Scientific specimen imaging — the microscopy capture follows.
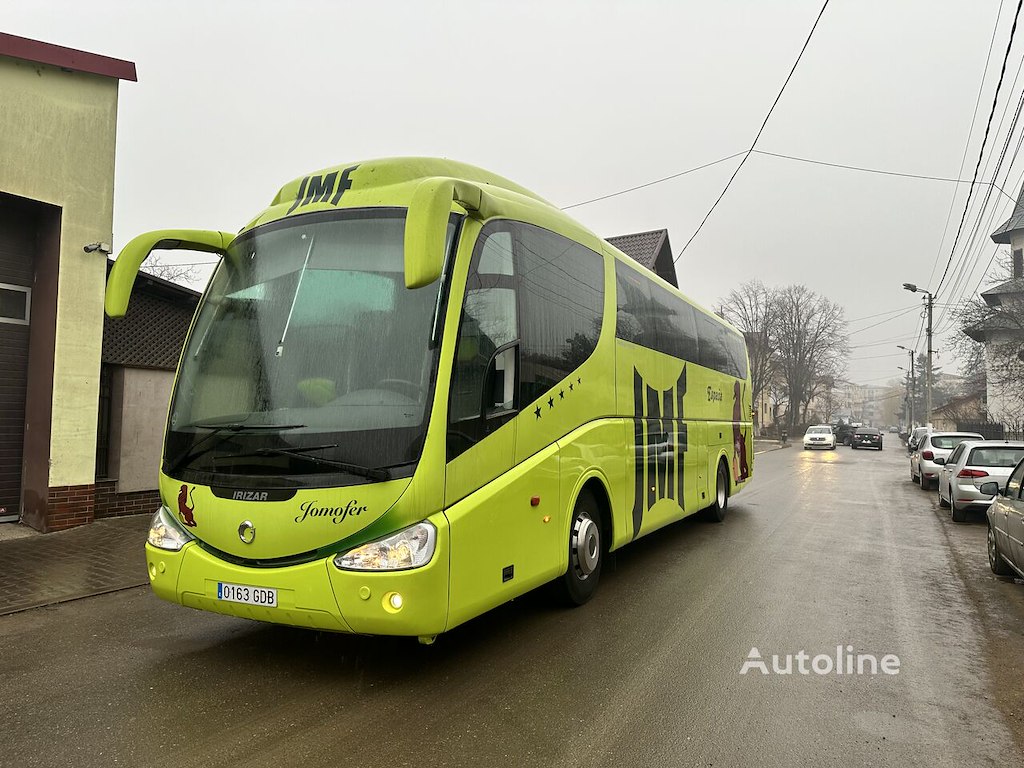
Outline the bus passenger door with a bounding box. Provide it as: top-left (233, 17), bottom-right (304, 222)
top-left (445, 227), bottom-right (518, 506)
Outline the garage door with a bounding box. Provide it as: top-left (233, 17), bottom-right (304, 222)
top-left (0, 204), bottom-right (33, 521)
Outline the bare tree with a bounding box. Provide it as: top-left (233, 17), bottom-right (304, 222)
top-left (139, 253), bottom-right (200, 285)
top-left (772, 285), bottom-right (849, 430)
top-left (717, 280), bottom-right (778, 428)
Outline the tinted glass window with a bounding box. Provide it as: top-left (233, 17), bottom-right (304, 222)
top-left (517, 224), bottom-right (604, 406)
top-left (947, 445), bottom-right (965, 464)
top-left (967, 447), bottom-right (1024, 468)
top-left (931, 435), bottom-right (981, 450)
top-left (450, 229), bottom-right (517, 426)
top-left (650, 282), bottom-right (699, 361)
top-left (615, 261), bottom-right (746, 379)
top-left (1007, 461), bottom-right (1024, 499)
top-left (615, 263), bottom-right (656, 350)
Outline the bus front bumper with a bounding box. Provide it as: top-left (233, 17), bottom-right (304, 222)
top-left (144, 524), bottom-right (450, 637)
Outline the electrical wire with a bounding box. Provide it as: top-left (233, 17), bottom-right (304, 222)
top-left (560, 152), bottom-right (747, 211)
top-left (936, 0), bottom-right (1024, 297)
top-left (927, 0), bottom-right (1007, 289)
top-left (750, 149), bottom-right (1017, 204)
top-left (673, 0), bottom-right (831, 263)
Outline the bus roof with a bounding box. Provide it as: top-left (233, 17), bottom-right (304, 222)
top-left (244, 157), bottom-right (562, 233)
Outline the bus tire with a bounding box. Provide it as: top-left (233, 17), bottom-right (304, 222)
top-left (555, 489), bottom-right (603, 606)
top-left (703, 461), bottom-right (729, 523)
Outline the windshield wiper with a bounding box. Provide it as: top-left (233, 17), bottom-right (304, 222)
top-left (249, 445), bottom-right (391, 482)
top-left (167, 422), bottom-right (306, 476)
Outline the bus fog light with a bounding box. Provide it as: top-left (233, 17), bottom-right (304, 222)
top-left (383, 591), bottom-right (404, 612)
top-left (334, 521), bottom-right (436, 571)
top-left (147, 506), bottom-right (194, 552)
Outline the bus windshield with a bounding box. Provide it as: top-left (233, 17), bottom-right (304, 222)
top-left (165, 209), bottom-right (455, 484)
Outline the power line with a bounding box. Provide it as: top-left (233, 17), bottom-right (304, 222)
top-left (847, 305), bottom-right (919, 323)
top-left (750, 149), bottom-right (1017, 205)
top-left (674, 0), bottom-right (831, 263)
top-left (560, 152), bottom-right (747, 211)
top-left (927, 0), bottom-right (1007, 289)
top-left (936, 0), bottom-right (1024, 297)
top-left (847, 306), bottom-right (921, 336)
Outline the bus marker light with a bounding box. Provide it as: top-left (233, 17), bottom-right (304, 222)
top-left (530, 496), bottom-right (541, 506)
top-left (543, 515), bottom-right (551, 523)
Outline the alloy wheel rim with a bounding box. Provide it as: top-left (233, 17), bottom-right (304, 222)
top-left (571, 512), bottom-right (600, 579)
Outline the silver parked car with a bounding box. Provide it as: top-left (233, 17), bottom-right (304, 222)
top-left (937, 440), bottom-right (1024, 522)
top-left (984, 458), bottom-right (1024, 579)
top-left (910, 431), bottom-right (983, 490)
top-left (906, 426), bottom-right (930, 455)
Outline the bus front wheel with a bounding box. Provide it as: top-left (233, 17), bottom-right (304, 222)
top-left (556, 489), bottom-right (603, 606)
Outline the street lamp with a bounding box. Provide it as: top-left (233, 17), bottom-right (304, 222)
top-left (902, 283), bottom-right (934, 427)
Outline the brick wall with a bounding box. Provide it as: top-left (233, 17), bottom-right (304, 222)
top-left (94, 481), bottom-right (160, 520)
top-left (45, 481), bottom-right (158, 531)
top-left (46, 484), bottom-right (95, 530)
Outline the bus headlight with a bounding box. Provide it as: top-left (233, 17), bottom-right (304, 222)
top-left (334, 521), bottom-right (437, 571)
top-left (147, 505), bottom-right (195, 551)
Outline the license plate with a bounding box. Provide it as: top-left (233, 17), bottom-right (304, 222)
top-left (217, 582), bottom-right (278, 607)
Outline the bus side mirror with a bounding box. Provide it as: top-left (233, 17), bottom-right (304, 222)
top-left (105, 229), bottom-right (235, 317)
top-left (404, 177), bottom-right (497, 289)
top-left (482, 342), bottom-right (518, 419)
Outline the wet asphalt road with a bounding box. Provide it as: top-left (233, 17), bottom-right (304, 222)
top-left (3, 442), bottom-right (1024, 768)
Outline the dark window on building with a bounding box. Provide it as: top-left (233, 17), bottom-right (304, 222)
top-left (0, 283), bottom-right (30, 324)
top-left (95, 364), bottom-right (113, 479)
top-left (517, 223), bottom-right (604, 406)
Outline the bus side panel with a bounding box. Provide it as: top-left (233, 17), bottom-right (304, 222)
top-left (445, 443), bottom-right (561, 632)
top-left (556, 420), bottom-right (627, 553)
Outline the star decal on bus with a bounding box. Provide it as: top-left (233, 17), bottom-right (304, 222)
top-left (534, 405), bottom-right (542, 419)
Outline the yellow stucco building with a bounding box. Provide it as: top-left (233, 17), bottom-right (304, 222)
top-left (0, 33), bottom-right (136, 531)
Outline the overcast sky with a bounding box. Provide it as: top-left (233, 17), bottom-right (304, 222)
top-left (7, 0), bottom-right (1021, 389)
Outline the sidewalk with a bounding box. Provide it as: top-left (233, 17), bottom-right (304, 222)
top-left (0, 514), bottom-right (150, 616)
top-left (753, 439), bottom-right (791, 455)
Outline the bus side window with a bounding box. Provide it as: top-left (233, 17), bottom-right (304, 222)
top-left (516, 224), bottom-right (604, 407)
top-left (448, 228), bottom-right (518, 459)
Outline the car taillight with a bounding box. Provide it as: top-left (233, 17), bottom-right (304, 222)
top-left (922, 450), bottom-right (934, 460)
top-left (957, 469), bottom-right (989, 478)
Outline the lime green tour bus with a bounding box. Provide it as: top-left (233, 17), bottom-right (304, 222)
top-left (107, 158), bottom-right (752, 644)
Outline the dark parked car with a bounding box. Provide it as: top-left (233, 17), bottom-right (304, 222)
top-left (984, 457), bottom-right (1024, 579)
top-left (832, 422), bottom-right (856, 446)
top-left (851, 427), bottom-right (882, 450)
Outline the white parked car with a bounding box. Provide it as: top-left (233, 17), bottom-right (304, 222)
top-left (937, 440), bottom-right (1024, 522)
top-left (910, 431), bottom-right (983, 490)
top-left (803, 425), bottom-right (836, 450)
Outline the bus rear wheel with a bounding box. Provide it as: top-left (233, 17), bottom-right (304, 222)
top-left (556, 489), bottom-right (603, 606)
top-left (703, 462), bottom-right (729, 523)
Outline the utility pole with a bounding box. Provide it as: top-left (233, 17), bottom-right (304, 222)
top-left (902, 283), bottom-right (934, 427)
top-left (925, 291), bottom-right (934, 429)
top-left (897, 345), bottom-right (915, 426)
